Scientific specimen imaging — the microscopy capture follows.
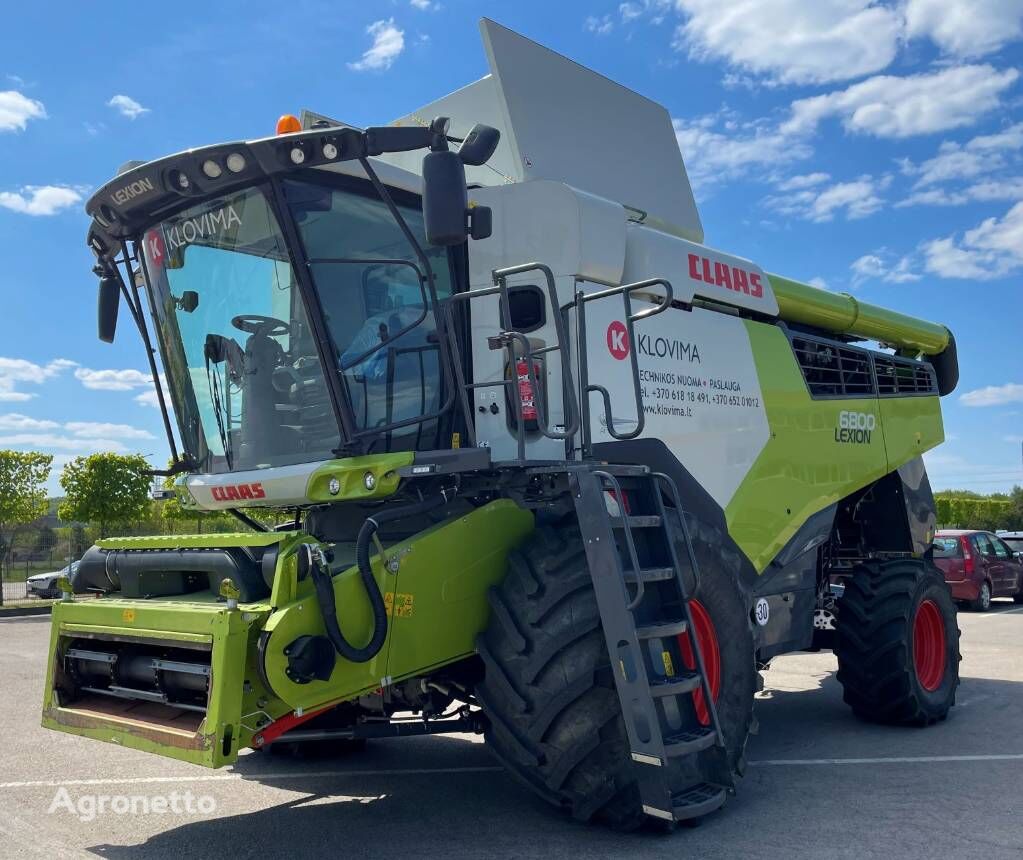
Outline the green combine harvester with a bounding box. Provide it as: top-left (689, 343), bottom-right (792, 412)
top-left (43, 20), bottom-right (961, 829)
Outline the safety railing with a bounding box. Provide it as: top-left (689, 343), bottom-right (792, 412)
top-left (442, 262), bottom-right (580, 461)
top-left (443, 264), bottom-right (674, 461)
top-left (573, 278), bottom-right (674, 457)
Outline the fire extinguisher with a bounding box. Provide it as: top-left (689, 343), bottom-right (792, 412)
top-left (505, 354), bottom-right (545, 432)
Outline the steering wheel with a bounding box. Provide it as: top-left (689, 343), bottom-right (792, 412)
top-left (231, 315), bottom-right (290, 338)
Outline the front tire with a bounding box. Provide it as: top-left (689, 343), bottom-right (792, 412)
top-left (476, 518), bottom-right (756, 829)
top-left (835, 559), bottom-right (960, 726)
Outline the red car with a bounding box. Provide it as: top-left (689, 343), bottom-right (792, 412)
top-left (933, 530), bottom-right (1023, 611)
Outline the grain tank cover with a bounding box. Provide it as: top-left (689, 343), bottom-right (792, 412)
top-left (386, 18), bottom-right (704, 243)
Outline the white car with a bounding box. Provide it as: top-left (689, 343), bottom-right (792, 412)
top-left (26, 561), bottom-right (79, 599)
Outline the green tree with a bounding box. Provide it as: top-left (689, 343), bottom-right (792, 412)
top-left (58, 453), bottom-right (152, 538)
top-left (0, 450), bottom-right (52, 605)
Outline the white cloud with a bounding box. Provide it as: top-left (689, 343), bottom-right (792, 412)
top-left (960, 383), bottom-right (1023, 407)
top-left (348, 19), bottom-right (405, 72)
top-left (409, 0), bottom-right (434, 8)
top-left (895, 123), bottom-right (1023, 207)
top-left (672, 0), bottom-right (903, 85)
top-left (765, 175), bottom-right (888, 222)
top-left (129, 373), bottom-right (170, 410)
top-left (673, 112), bottom-right (812, 190)
top-left (619, 1), bottom-right (671, 23)
top-left (0, 413), bottom-right (58, 432)
top-left (0, 90), bottom-right (46, 132)
top-left (107, 94), bottom-right (149, 120)
top-left (586, 15), bottom-right (615, 35)
top-left (620, 2), bottom-right (643, 22)
top-left (134, 389), bottom-right (161, 408)
top-left (905, 0), bottom-right (1023, 58)
top-left (0, 185), bottom-right (83, 216)
top-left (0, 433), bottom-right (128, 453)
top-left (906, 123), bottom-right (1023, 186)
top-left (64, 421), bottom-right (154, 440)
top-left (807, 276), bottom-right (830, 290)
top-left (784, 65), bottom-right (1019, 139)
top-left (897, 179), bottom-right (1023, 208)
top-left (921, 201), bottom-right (1023, 280)
top-left (850, 251), bottom-right (921, 285)
top-left (775, 172), bottom-right (831, 191)
top-left (0, 357), bottom-right (76, 402)
top-left (0, 414), bottom-right (154, 453)
top-left (74, 367), bottom-right (153, 391)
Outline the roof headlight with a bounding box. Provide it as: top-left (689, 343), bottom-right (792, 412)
top-left (225, 152), bottom-right (246, 173)
top-left (290, 146), bottom-right (306, 165)
top-left (201, 159), bottom-right (223, 179)
top-left (322, 142), bottom-right (339, 160)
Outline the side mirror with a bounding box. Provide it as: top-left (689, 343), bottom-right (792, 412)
top-left (97, 275), bottom-right (120, 343)
top-left (177, 290), bottom-right (199, 313)
top-left (422, 149), bottom-right (469, 246)
top-left (458, 123), bottom-right (500, 166)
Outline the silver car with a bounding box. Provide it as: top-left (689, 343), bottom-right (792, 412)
top-left (25, 561), bottom-right (80, 599)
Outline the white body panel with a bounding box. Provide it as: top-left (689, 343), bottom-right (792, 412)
top-left (384, 18), bottom-right (703, 243)
top-left (583, 301), bottom-right (770, 509)
top-left (463, 178), bottom-right (776, 466)
top-left (181, 462), bottom-right (323, 510)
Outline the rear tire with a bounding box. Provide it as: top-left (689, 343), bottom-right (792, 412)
top-left (970, 580), bottom-right (992, 612)
top-left (476, 518), bottom-right (756, 829)
top-left (835, 559), bottom-right (960, 726)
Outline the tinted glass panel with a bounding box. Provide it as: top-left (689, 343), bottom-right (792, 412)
top-left (144, 187), bottom-right (339, 472)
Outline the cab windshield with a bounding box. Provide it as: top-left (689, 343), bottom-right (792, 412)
top-left (143, 176), bottom-right (452, 474)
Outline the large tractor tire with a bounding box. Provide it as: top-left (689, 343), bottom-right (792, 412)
top-left (835, 558), bottom-right (961, 726)
top-left (476, 519), bottom-right (756, 830)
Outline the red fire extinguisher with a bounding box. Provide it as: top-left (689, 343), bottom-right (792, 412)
top-left (506, 355), bottom-right (545, 432)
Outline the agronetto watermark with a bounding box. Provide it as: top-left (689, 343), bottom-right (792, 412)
top-left (47, 787), bottom-right (217, 822)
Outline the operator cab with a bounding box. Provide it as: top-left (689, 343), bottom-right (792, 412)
top-left (86, 116), bottom-right (497, 479)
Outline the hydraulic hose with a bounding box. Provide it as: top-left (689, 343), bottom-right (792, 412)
top-left (310, 492), bottom-right (450, 663)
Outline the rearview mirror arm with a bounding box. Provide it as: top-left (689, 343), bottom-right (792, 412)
top-left (127, 237), bottom-right (182, 465)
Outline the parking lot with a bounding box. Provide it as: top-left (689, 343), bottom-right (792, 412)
top-left (2, 605), bottom-right (1021, 860)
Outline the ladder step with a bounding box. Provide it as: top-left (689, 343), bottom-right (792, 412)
top-left (635, 617), bottom-right (688, 638)
top-left (610, 515), bottom-right (662, 529)
top-left (663, 726), bottom-right (717, 757)
top-left (623, 567), bottom-right (676, 585)
top-left (671, 782), bottom-right (728, 821)
top-left (648, 672), bottom-right (701, 697)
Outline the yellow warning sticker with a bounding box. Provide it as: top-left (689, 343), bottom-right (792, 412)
top-left (661, 650), bottom-right (675, 677)
top-left (384, 593), bottom-right (414, 618)
top-left (122, 608), bottom-right (136, 623)
top-left (451, 432), bottom-right (461, 449)
top-left (393, 593), bottom-right (414, 618)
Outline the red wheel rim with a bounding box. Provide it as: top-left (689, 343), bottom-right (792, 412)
top-left (912, 598), bottom-right (946, 692)
top-left (678, 599), bottom-right (721, 726)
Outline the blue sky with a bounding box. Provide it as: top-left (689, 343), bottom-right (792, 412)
top-left (1, 0), bottom-right (1021, 494)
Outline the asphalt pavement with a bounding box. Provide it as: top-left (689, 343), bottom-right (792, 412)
top-left (2, 603), bottom-right (1022, 859)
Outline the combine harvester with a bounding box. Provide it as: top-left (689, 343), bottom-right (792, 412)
top-left (44, 20), bottom-right (961, 829)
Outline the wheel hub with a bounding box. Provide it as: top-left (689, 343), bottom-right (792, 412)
top-left (678, 599), bottom-right (721, 726)
top-left (912, 598), bottom-right (946, 692)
